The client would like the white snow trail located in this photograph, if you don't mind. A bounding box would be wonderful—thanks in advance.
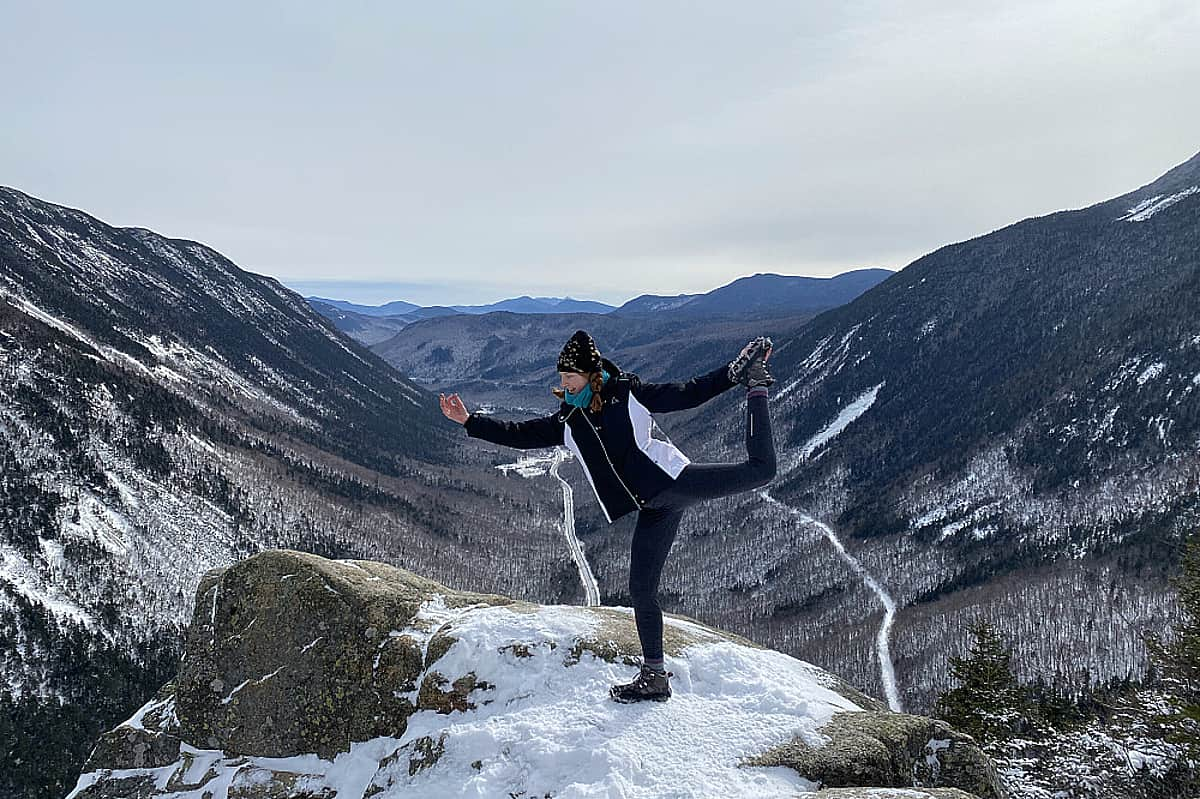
[759,492,903,712]
[760,379,901,708]
[497,450,599,606]
[548,449,600,606]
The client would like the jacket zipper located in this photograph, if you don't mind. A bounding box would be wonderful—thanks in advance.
[567,405,642,509]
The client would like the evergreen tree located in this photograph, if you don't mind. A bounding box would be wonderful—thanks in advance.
[1147,529,1200,763]
[935,618,1026,743]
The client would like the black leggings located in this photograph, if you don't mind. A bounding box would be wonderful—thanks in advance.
[628,392,776,661]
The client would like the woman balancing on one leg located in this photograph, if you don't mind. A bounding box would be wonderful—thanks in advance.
[439,330,776,703]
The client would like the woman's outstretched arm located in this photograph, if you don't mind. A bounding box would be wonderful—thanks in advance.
[626,364,737,413]
[441,392,564,450]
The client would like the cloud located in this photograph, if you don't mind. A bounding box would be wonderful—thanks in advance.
[2,1,1197,306]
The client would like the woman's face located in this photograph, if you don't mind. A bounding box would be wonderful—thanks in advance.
[559,371,589,393]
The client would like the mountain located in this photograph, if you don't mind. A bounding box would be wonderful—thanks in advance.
[617,150,1200,711]
[366,270,893,412]
[463,295,616,314]
[305,299,415,346]
[613,291,701,313]
[307,296,423,316]
[67,549,1005,799]
[0,187,570,799]
[312,272,893,351]
[308,296,619,347]
[615,269,895,316]
[310,294,616,318]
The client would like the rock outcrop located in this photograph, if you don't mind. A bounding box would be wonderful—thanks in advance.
[745,712,1004,799]
[68,550,1007,798]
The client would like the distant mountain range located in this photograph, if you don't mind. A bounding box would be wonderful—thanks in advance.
[307,296,618,345]
[614,269,895,315]
[313,295,616,317]
[307,269,894,346]
[369,309,817,414]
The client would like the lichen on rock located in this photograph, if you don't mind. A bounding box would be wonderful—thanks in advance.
[172,549,512,759]
[744,711,1006,799]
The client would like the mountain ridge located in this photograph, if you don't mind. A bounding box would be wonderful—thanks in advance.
[0,185,569,798]
[647,148,1200,710]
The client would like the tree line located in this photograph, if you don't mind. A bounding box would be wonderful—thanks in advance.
[936,531,1200,797]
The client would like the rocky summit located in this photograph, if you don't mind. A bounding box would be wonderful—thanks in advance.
[67,550,1006,799]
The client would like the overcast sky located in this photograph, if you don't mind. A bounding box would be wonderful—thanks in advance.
[2,2,1197,306]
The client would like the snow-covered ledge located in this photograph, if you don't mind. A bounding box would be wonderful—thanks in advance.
[67,550,1005,799]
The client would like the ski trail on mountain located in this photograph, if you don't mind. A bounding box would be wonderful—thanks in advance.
[498,450,599,606]
[759,492,903,712]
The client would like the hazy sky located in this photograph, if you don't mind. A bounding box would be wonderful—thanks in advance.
[3,2,1197,306]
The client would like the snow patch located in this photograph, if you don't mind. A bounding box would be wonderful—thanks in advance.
[791,383,884,469]
[0,544,100,632]
[495,449,599,605]
[1118,186,1200,221]
[547,449,598,607]
[1136,362,1165,386]
[495,452,558,479]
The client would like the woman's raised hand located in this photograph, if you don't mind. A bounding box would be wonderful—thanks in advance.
[439,392,470,425]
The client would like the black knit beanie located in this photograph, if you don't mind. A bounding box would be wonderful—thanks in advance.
[557,330,603,374]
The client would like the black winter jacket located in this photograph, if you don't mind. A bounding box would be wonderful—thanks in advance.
[463,357,736,523]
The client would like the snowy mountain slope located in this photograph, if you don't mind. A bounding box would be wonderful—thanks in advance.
[0,187,573,799]
[636,149,1200,711]
[0,185,445,469]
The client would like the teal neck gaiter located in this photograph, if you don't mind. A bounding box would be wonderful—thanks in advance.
[564,368,610,408]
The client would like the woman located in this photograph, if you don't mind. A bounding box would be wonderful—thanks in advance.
[439,330,776,703]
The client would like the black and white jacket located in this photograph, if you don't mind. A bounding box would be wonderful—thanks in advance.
[463,357,736,523]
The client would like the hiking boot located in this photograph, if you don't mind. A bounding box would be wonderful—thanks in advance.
[609,663,673,703]
[728,336,774,387]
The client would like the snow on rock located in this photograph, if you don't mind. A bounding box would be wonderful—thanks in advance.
[67,550,1001,799]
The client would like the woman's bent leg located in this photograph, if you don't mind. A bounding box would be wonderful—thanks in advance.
[667,388,776,503]
[628,503,686,664]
